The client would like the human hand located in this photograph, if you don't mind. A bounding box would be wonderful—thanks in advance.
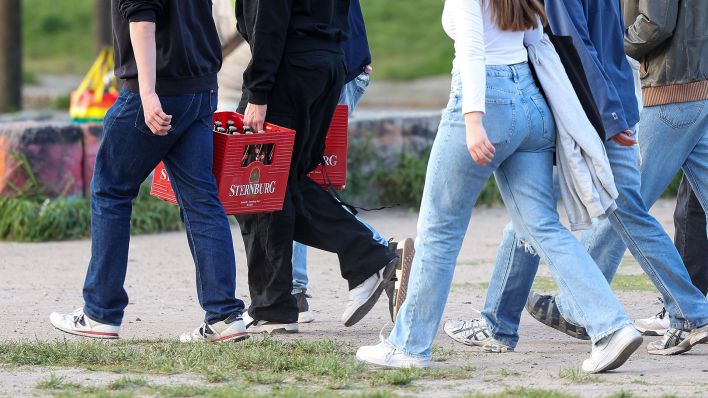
[465,112,495,166]
[140,92,172,136]
[244,103,267,133]
[611,130,637,146]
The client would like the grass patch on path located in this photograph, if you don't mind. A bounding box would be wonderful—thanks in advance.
[36,374,402,398]
[1,338,472,393]
[464,388,578,398]
[475,273,656,294]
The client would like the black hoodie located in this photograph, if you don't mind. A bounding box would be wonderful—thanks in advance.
[236,0,350,105]
[112,0,222,96]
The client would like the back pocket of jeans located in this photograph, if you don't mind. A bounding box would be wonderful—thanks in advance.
[658,102,704,129]
[483,98,516,145]
[530,94,555,143]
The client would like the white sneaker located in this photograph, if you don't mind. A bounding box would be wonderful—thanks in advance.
[179,314,249,343]
[342,258,397,327]
[634,307,670,336]
[581,325,642,373]
[356,335,429,368]
[49,308,120,339]
[242,312,298,334]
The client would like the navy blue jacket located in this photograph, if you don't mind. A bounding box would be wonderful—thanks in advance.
[545,0,639,141]
[342,0,371,83]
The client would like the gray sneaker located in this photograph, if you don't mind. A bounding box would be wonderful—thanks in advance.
[443,318,513,352]
[647,324,708,355]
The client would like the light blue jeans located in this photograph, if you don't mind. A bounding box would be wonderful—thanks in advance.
[291,72,388,294]
[483,99,708,349]
[388,65,631,359]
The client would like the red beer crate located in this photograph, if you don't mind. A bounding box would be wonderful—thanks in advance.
[150,112,295,214]
[308,105,348,190]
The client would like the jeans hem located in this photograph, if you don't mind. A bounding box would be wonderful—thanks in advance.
[386,338,432,361]
[591,320,634,344]
[671,318,708,331]
[482,315,519,349]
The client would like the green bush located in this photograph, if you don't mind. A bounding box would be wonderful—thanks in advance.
[0,184,182,242]
[345,143,503,210]
[662,171,683,198]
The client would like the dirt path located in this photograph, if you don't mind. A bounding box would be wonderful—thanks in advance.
[0,199,706,397]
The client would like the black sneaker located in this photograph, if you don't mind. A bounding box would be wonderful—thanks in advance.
[525,291,590,340]
[294,290,315,323]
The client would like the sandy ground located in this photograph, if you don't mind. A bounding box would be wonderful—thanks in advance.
[0,199,706,397]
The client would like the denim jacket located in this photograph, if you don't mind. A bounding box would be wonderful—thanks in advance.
[545,0,639,140]
[528,35,619,231]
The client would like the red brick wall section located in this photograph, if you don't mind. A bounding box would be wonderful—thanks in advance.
[0,122,84,197]
[81,124,103,196]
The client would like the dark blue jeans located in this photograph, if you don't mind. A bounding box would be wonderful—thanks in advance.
[82,89,244,326]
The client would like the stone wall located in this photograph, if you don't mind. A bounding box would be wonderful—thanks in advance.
[0,121,100,197]
[0,110,442,198]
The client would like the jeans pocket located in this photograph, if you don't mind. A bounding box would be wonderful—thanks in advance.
[658,102,704,129]
[135,94,196,137]
[483,98,516,145]
[530,94,555,143]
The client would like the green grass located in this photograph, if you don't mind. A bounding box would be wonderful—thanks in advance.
[1,338,468,393]
[363,0,453,79]
[464,388,579,398]
[475,272,656,294]
[20,0,452,81]
[556,366,602,384]
[35,375,404,398]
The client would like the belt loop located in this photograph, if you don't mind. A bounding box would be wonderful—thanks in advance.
[511,66,518,82]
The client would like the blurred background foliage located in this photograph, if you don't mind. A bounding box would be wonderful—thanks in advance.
[21,0,453,80]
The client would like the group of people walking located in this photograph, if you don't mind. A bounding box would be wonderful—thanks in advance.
[50,0,706,375]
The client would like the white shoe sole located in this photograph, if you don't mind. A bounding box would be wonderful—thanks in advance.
[343,258,398,327]
[298,311,315,323]
[634,323,667,336]
[51,323,119,339]
[248,323,299,334]
[355,351,428,369]
[216,332,250,343]
[584,334,642,373]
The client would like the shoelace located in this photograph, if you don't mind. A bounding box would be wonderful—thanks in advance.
[656,307,667,320]
[71,309,85,327]
[378,324,398,362]
[655,297,666,320]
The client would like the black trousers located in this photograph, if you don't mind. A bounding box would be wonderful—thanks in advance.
[673,175,708,296]
[235,50,395,323]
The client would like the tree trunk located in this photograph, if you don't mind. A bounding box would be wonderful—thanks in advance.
[94,0,112,50]
[0,0,22,112]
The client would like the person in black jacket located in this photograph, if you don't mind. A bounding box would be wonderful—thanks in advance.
[50,0,248,343]
[234,0,399,333]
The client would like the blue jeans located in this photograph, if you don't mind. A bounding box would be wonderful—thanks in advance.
[388,65,631,359]
[82,89,245,326]
[483,99,708,348]
[291,72,387,294]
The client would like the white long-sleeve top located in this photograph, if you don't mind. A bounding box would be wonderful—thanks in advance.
[442,0,543,114]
